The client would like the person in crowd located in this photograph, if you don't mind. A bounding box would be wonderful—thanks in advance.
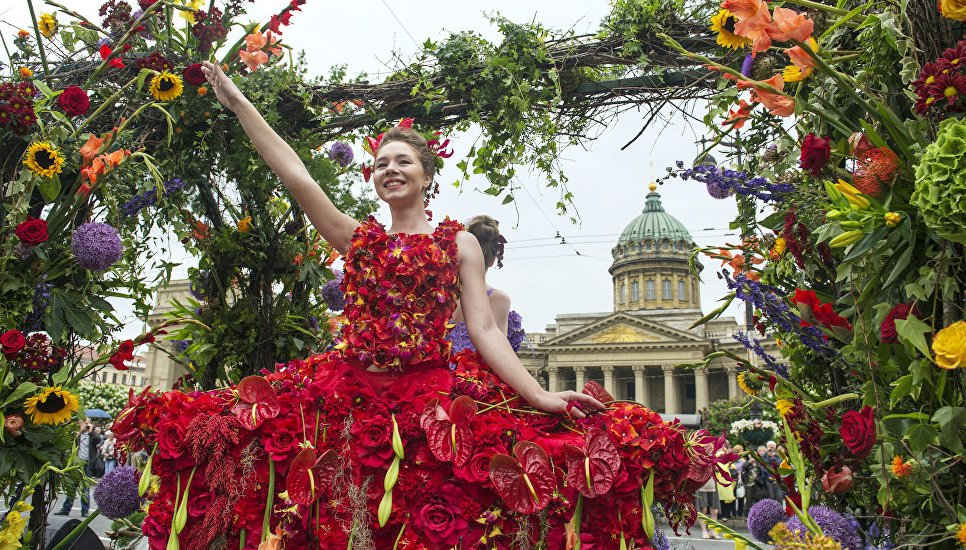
[696,475,721,539]
[56,421,101,517]
[731,443,747,518]
[100,430,117,476]
[716,442,737,522]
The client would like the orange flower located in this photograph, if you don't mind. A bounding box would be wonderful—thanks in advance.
[239,27,282,72]
[293,253,304,265]
[786,37,820,70]
[81,148,131,183]
[197,86,208,96]
[737,74,796,117]
[79,133,105,166]
[891,455,913,478]
[18,67,33,79]
[240,49,269,72]
[18,30,30,39]
[193,220,210,241]
[723,99,754,129]
[767,7,814,43]
[722,0,773,54]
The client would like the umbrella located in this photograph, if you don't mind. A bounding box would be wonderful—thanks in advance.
[85,409,112,419]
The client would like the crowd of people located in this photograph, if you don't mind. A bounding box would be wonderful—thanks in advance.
[54,421,118,518]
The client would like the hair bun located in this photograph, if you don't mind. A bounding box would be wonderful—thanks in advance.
[465,215,505,268]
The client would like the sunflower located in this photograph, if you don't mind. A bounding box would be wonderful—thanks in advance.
[783,64,813,83]
[710,9,751,50]
[775,398,795,418]
[24,141,65,178]
[737,371,760,396]
[38,13,57,39]
[149,71,184,101]
[23,386,79,425]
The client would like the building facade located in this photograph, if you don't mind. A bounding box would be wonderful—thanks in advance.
[518,183,754,417]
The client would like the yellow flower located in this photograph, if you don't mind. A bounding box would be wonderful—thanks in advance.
[149,71,184,101]
[38,13,57,39]
[23,142,65,178]
[23,386,79,425]
[737,372,759,396]
[782,64,813,83]
[932,321,965,369]
[710,9,751,49]
[237,215,252,233]
[939,0,966,21]
[177,0,204,23]
[0,501,32,548]
[955,522,966,547]
[18,67,33,79]
[891,455,913,478]
[770,237,786,259]
[776,399,795,418]
[884,212,901,228]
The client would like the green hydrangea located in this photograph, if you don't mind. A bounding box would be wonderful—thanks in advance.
[911,118,966,245]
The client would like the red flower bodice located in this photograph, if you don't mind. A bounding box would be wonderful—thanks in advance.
[337,216,462,371]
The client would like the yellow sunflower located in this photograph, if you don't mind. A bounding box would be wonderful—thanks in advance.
[149,71,184,101]
[775,398,795,418]
[737,372,759,396]
[23,386,79,425]
[38,13,57,39]
[710,9,751,50]
[23,141,65,178]
[783,64,813,83]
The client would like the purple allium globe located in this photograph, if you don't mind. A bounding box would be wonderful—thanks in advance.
[71,222,123,270]
[747,498,787,542]
[321,270,346,311]
[328,142,354,168]
[93,465,141,519]
[785,506,863,550]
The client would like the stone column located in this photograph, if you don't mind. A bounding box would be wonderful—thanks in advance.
[573,366,586,390]
[694,367,710,414]
[547,366,560,393]
[602,365,616,398]
[726,366,739,400]
[663,365,679,414]
[632,365,647,404]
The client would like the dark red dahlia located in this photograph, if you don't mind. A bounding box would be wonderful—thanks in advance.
[879,303,919,344]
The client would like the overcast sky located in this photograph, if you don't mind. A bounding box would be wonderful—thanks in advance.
[2,1,744,337]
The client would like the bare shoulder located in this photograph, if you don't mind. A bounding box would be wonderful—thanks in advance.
[455,231,484,260]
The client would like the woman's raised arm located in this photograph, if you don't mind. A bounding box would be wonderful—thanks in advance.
[201,62,359,253]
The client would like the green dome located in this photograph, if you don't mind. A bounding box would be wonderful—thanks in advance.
[618,189,692,244]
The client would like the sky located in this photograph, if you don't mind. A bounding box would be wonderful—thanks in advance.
[1,0,744,336]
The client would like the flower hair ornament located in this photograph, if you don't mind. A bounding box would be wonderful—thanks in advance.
[496,234,507,268]
[360,118,454,219]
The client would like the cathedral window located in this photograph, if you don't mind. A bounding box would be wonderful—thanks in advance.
[662,280,672,300]
[631,281,640,301]
[646,280,655,300]
[679,280,687,301]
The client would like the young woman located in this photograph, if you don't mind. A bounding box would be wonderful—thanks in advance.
[112,62,731,549]
[446,215,525,354]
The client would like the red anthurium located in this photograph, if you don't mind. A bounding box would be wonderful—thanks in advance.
[488,441,555,514]
[230,376,280,430]
[564,427,621,498]
[420,396,476,467]
[287,447,340,506]
[581,380,614,404]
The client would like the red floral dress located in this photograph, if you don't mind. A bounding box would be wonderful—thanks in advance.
[114,217,731,550]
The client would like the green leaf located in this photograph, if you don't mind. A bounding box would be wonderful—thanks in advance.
[52,363,72,386]
[895,316,933,359]
[38,176,62,203]
[1,382,39,408]
[932,406,966,453]
[904,423,939,454]
[882,246,913,287]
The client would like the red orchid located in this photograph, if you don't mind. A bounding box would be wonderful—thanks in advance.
[420,396,476,467]
[98,44,125,69]
[489,441,555,514]
[230,376,280,430]
[564,427,622,498]
[287,447,341,505]
[427,132,454,158]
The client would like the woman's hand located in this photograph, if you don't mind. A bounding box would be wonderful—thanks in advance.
[527,389,606,418]
[200,61,246,112]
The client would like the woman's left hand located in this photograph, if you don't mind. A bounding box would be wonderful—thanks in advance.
[528,389,606,418]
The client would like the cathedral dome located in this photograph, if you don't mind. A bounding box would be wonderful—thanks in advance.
[618,183,692,245]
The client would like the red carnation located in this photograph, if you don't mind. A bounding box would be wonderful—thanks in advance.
[879,303,918,344]
[1,329,26,356]
[182,63,206,86]
[57,86,90,116]
[15,217,48,246]
[799,133,831,177]
[839,406,876,459]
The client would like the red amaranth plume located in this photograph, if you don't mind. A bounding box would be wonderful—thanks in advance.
[853,147,899,198]
[186,414,241,493]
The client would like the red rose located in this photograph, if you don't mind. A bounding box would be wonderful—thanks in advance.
[1,329,26,356]
[879,303,918,344]
[57,85,90,116]
[821,465,854,494]
[454,445,502,483]
[15,217,48,246]
[182,64,206,86]
[187,490,212,518]
[839,406,876,459]
[350,413,394,468]
[262,417,300,460]
[799,133,831,177]
[156,419,186,459]
[4,414,24,437]
[410,482,470,547]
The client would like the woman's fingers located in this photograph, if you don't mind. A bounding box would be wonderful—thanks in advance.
[568,391,605,411]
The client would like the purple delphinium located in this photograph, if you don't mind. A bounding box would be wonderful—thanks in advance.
[445,322,473,355]
[735,330,789,377]
[328,142,354,168]
[785,506,864,550]
[706,179,734,199]
[651,528,671,550]
[507,310,525,352]
[321,270,346,311]
[675,161,794,203]
[24,277,52,332]
[121,178,189,217]
[747,499,787,543]
[71,222,123,271]
[96,37,113,49]
[93,465,141,519]
[741,53,754,77]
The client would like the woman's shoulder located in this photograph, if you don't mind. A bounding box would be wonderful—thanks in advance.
[487,288,511,307]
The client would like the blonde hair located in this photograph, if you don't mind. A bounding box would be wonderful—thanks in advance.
[465,215,504,268]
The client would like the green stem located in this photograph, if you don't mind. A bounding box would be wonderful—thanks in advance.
[261,460,276,542]
[781,0,848,15]
[26,0,51,84]
[49,510,100,550]
[239,528,246,550]
[43,1,110,35]
[392,522,407,550]
[809,393,859,410]
[70,74,140,138]
[85,0,165,87]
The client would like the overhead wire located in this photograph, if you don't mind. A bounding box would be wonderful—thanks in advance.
[378,0,421,48]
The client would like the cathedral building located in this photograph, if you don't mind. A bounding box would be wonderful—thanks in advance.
[518,183,752,418]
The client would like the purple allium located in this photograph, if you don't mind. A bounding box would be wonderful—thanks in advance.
[507,310,525,352]
[321,270,345,311]
[71,222,123,271]
[741,53,754,77]
[785,506,863,550]
[706,179,735,199]
[93,465,141,519]
[328,142,354,168]
[747,499,787,543]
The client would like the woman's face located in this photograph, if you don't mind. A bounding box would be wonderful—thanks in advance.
[372,141,430,206]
